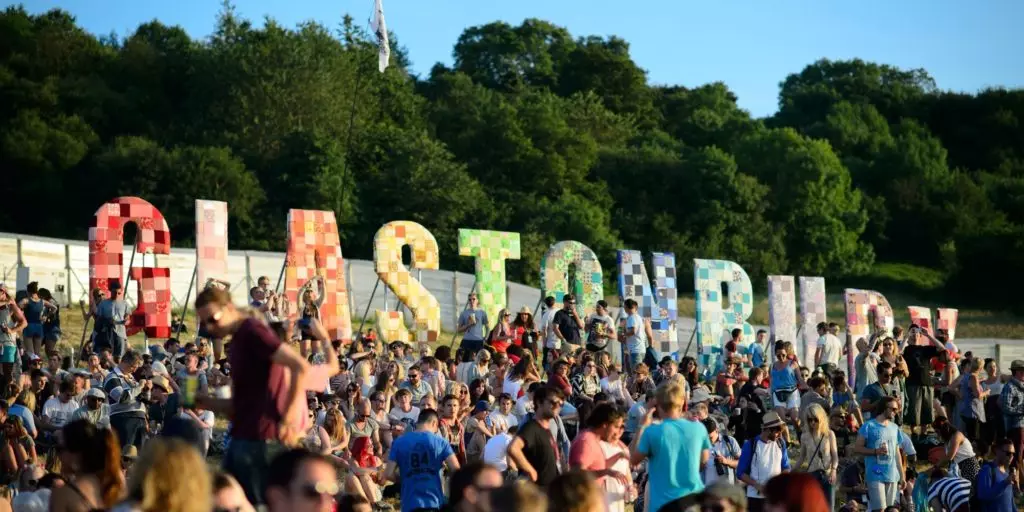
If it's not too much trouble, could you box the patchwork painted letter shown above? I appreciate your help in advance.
[799,276,827,368]
[844,288,895,384]
[693,259,754,358]
[767,275,797,355]
[284,209,352,343]
[195,200,228,286]
[907,306,959,341]
[617,251,678,354]
[458,229,521,326]
[373,221,441,344]
[540,241,603,318]
[88,197,172,338]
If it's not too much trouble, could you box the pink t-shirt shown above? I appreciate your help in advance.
[569,429,606,472]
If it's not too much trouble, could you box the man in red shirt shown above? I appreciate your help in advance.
[568,402,630,485]
[195,287,310,507]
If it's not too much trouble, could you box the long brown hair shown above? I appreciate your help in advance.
[62,420,124,507]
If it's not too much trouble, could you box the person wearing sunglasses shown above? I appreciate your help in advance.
[977,437,1019,512]
[195,287,311,507]
[852,396,904,512]
[265,449,339,512]
[457,293,489,357]
[736,411,791,512]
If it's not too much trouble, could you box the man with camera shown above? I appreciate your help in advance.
[702,418,740,485]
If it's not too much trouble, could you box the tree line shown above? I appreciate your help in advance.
[2,5,1023,309]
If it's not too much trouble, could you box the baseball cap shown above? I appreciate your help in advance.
[85,388,105,400]
[472,400,490,415]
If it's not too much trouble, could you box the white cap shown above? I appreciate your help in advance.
[85,388,106,400]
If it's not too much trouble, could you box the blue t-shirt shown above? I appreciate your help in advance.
[8,404,36,437]
[458,309,488,341]
[637,418,712,512]
[858,419,900,483]
[748,343,765,368]
[389,430,454,512]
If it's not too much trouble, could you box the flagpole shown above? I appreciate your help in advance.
[338,0,388,223]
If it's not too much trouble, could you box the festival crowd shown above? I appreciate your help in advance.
[0,278,1021,512]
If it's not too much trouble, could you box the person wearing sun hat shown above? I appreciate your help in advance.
[736,411,791,511]
[1000,359,1024,476]
[71,386,110,428]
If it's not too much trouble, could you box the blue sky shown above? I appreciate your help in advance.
[20,0,1024,117]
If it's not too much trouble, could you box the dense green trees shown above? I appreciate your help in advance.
[2,6,1024,308]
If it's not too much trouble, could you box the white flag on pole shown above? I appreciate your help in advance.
[370,0,390,73]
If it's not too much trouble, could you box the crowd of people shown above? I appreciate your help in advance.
[0,278,1022,512]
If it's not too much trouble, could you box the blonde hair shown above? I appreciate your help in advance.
[655,381,686,412]
[323,409,348,446]
[806,403,829,438]
[126,437,212,512]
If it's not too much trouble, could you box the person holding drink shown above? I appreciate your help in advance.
[458,293,489,357]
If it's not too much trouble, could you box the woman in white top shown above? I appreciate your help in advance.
[932,416,979,481]
[600,418,633,512]
[599,364,634,408]
[794,404,838,510]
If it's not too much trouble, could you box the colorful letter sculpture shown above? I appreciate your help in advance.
[195,200,228,286]
[908,306,932,331]
[458,229,521,326]
[693,259,754,355]
[908,306,959,341]
[843,289,895,340]
[799,276,827,366]
[88,197,172,338]
[283,209,352,343]
[617,251,678,354]
[373,221,441,344]
[540,241,604,318]
[767,275,797,354]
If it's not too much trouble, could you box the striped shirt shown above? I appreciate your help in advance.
[928,477,971,511]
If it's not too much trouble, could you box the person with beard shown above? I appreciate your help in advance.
[71,387,110,428]
[507,386,565,486]
[568,403,630,485]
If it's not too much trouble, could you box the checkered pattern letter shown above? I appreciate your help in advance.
[87,197,172,338]
[195,200,228,286]
[616,250,678,354]
[373,221,441,344]
[907,306,959,341]
[458,229,521,327]
[693,259,754,358]
[284,209,353,343]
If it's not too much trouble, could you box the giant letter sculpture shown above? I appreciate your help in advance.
[767,275,827,367]
[195,200,228,286]
[88,197,172,338]
[907,306,959,341]
[844,288,895,385]
[284,209,352,343]
[540,241,603,318]
[694,259,754,363]
[617,251,678,355]
[458,229,521,327]
[373,221,441,345]
[799,277,828,367]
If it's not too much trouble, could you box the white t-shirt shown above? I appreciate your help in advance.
[513,395,533,421]
[600,377,629,403]
[181,410,216,455]
[745,439,785,498]
[601,440,631,512]
[487,411,518,431]
[625,313,647,354]
[483,433,514,471]
[817,334,843,366]
[542,308,560,349]
[388,406,421,432]
[502,376,523,400]
[43,397,80,429]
